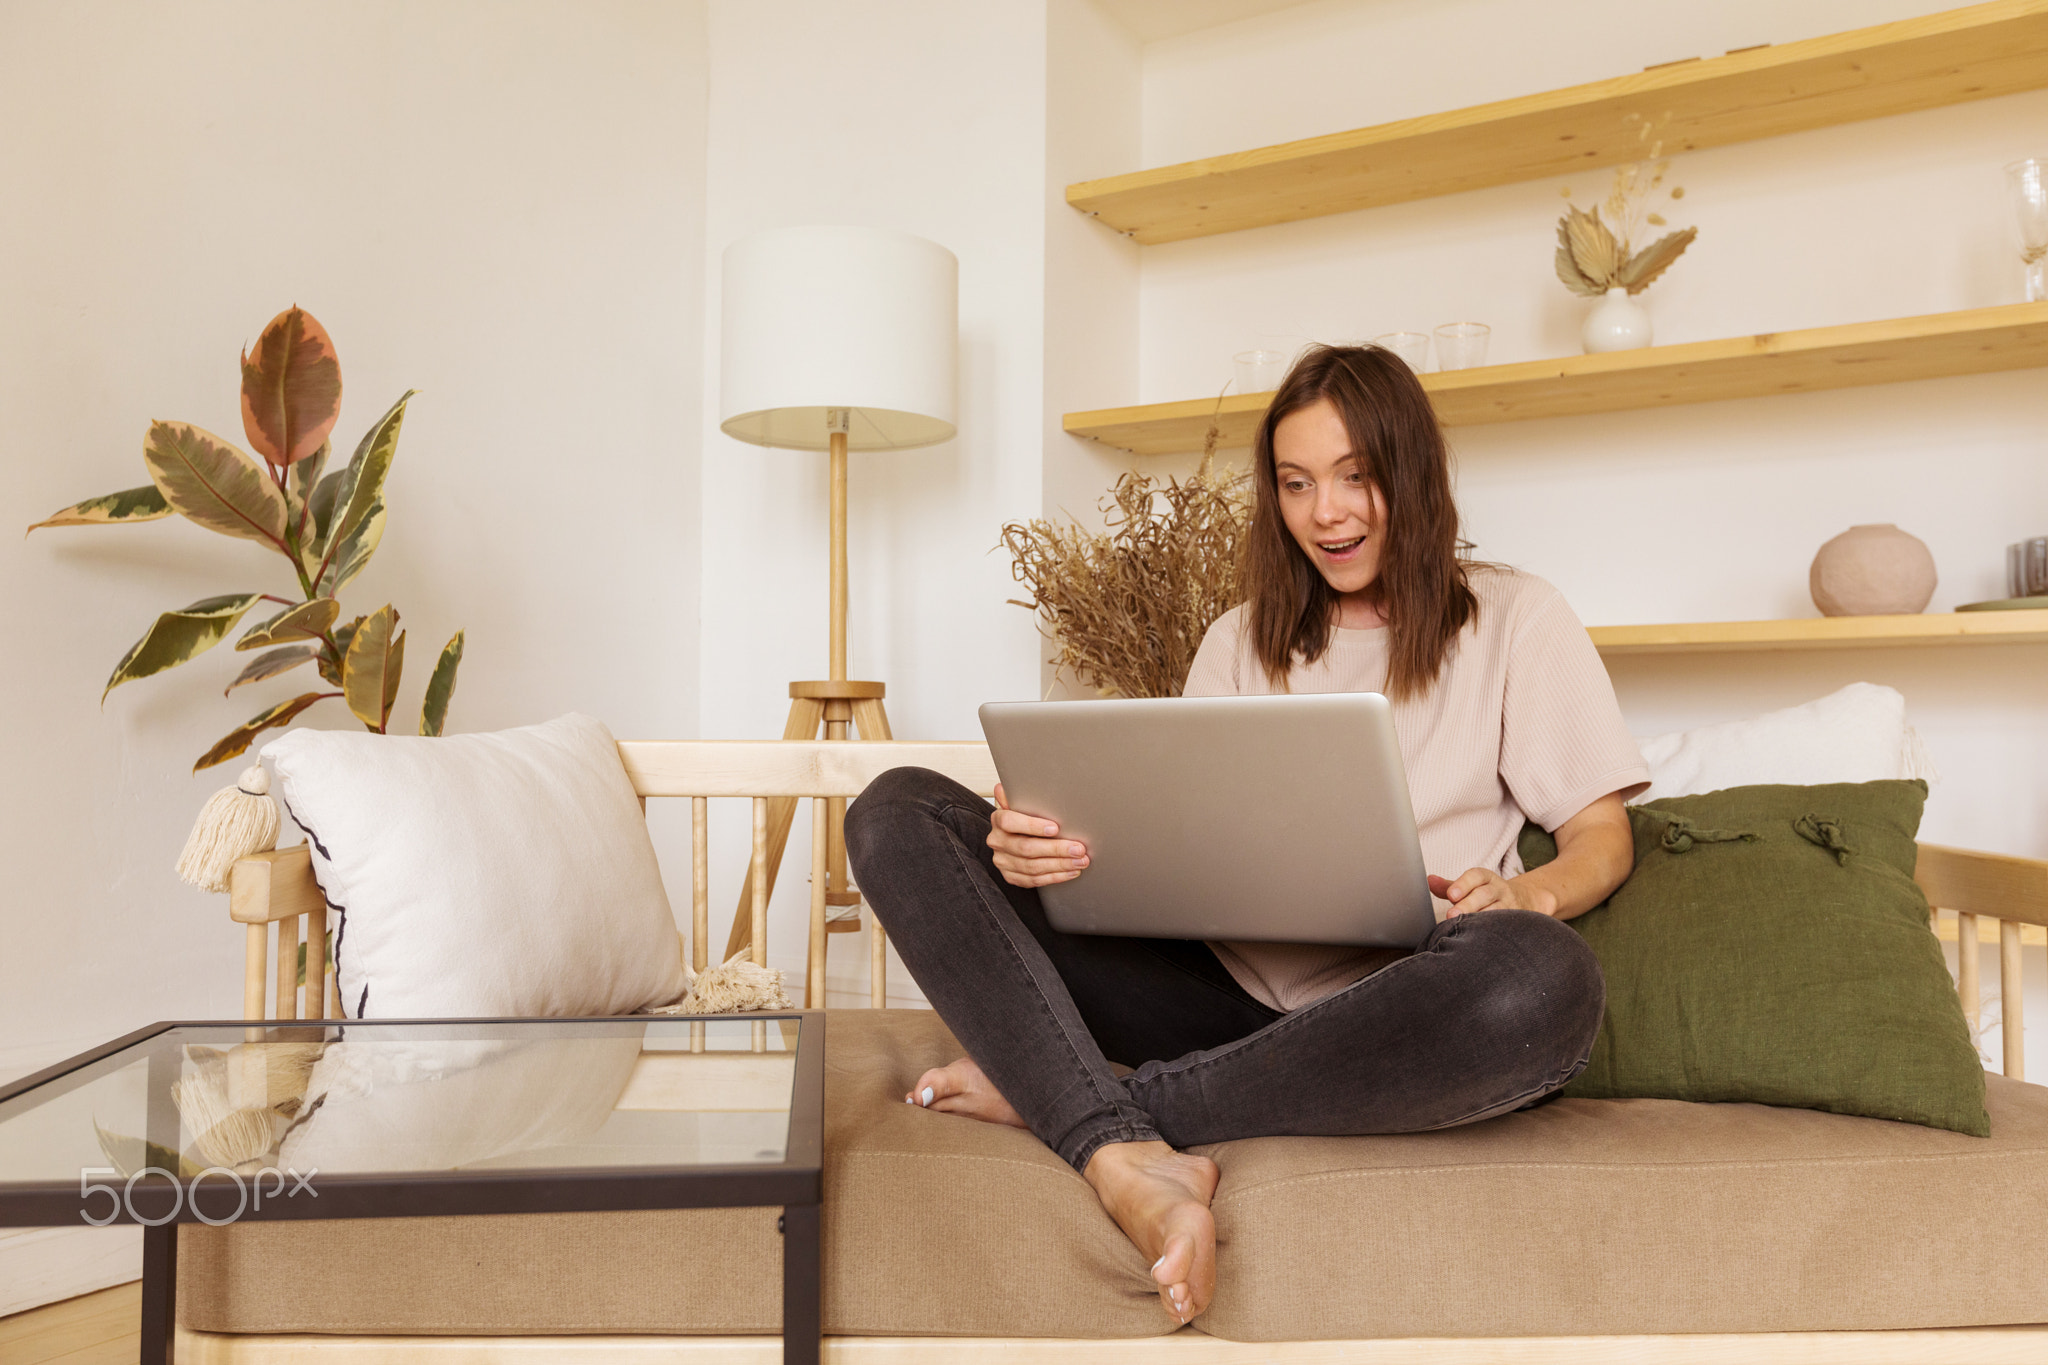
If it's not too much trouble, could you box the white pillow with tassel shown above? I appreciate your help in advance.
[261,713,688,1019]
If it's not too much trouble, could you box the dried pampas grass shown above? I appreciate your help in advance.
[1001,441,1251,700]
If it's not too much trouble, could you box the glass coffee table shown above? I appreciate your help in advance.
[0,1013,824,1365]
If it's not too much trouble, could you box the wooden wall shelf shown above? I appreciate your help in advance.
[1063,302,2048,455]
[1066,0,2048,243]
[1589,610,2048,655]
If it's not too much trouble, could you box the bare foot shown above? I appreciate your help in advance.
[1083,1140,1219,1325]
[905,1056,1028,1129]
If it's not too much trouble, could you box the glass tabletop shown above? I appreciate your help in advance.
[0,1017,803,1190]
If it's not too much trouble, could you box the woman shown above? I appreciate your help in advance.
[844,345,1648,1326]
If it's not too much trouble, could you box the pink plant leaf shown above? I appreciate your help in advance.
[240,306,342,467]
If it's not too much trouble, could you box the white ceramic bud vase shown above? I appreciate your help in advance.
[1582,287,1653,353]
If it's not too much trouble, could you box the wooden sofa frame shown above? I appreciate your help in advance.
[186,739,2048,1364]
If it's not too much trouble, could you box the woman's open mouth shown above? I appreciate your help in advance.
[1319,535,1366,558]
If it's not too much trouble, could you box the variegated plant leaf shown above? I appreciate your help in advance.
[1616,225,1698,295]
[319,498,384,596]
[225,645,319,695]
[383,630,406,726]
[143,421,289,549]
[319,614,365,688]
[291,442,329,499]
[286,440,330,552]
[342,604,402,731]
[194,691,334,771]
[26,485,172,533]
[240,306,342,467]
[306,467,345,554]
[104,593,264,700]
[322,392,412,573]
[419,630,464,736]
[237,597,340,651]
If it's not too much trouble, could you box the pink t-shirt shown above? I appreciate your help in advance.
[1182,565,1649,1012]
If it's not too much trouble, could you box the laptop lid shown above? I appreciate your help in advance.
[977,693,1435,949]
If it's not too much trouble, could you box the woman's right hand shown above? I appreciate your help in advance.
[987,783,1091,889]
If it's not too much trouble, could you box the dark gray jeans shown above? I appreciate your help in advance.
[844,766,1605,1172]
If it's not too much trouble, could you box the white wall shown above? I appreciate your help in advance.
[0,0,709,1072]
[1045,0,1144,528]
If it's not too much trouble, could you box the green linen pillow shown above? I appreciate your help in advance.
[1519,780,1988,1136]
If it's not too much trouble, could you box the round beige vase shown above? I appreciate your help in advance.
[1809,524,1938,616]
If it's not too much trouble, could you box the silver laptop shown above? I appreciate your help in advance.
[977,693,1436,947]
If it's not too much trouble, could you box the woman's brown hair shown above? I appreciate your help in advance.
[1241,344,1477,700]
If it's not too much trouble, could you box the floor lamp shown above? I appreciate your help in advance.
[718,225,959,1006]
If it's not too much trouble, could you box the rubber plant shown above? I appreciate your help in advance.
[28,306,464,770]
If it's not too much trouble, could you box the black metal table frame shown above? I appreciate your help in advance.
[0,1011,826,1365]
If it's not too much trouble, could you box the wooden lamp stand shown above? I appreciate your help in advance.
[724,417,894,1006]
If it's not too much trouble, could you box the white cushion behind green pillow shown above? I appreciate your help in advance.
[1636,682,1938,803]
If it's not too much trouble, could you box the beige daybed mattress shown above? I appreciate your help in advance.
[179,1009,2048,1342]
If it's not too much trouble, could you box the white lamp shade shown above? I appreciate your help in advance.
[720,225,958,452]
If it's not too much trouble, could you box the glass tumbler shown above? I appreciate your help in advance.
[2008,158,2048,303]
[1234,349,1290,394]
[1373,332,1431,372]
[1432,322,1491,371]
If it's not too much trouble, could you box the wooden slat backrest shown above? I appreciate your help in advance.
[617,740,998,798]
[1914,843,2048,928]
[226,743,2044,1078]
[1917,843,2048,1080]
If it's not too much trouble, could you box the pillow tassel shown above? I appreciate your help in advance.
[650,951,794,1015]
[176,765,281,895]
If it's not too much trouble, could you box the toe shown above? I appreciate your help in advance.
[910,1066,953,1107]
[1152,1232,1194,1290]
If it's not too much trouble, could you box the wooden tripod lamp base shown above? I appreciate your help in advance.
[722,679,894,1007]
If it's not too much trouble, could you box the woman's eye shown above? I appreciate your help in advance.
[1283,480,1310,493]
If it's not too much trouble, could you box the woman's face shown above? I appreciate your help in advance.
[1273,396,1388,603]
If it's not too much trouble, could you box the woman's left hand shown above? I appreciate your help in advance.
[1427,869,1556,917]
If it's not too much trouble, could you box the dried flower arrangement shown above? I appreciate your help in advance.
[1002,417,1251,700]
[1555,115,1697,296]
[28,306,465,770]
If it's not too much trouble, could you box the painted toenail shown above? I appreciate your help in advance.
[920,1086,934,1106]
[1151,1256,1164,1273]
